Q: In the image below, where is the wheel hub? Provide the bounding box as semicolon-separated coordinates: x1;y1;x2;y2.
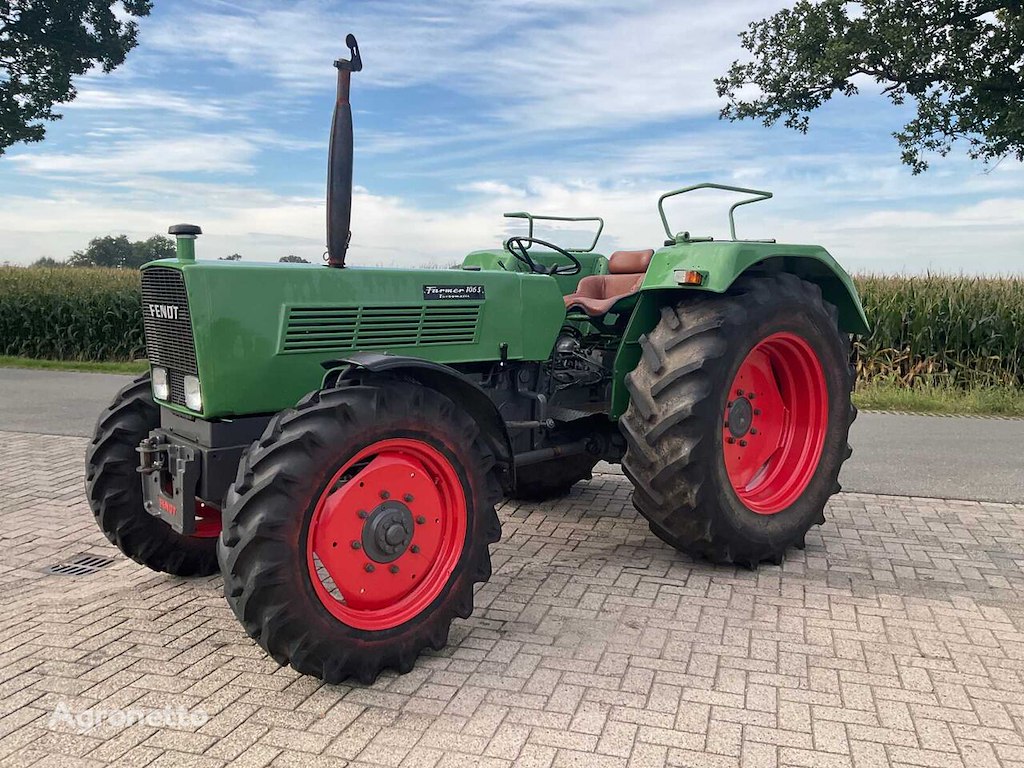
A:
726;397;754;438
361;501;414;563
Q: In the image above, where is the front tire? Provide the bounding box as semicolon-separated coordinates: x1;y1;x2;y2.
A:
619;274;855;566
219;377;502;684
85;374;219;576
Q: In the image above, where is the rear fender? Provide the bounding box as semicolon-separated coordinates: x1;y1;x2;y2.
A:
641;244;868;333
321;352;514;490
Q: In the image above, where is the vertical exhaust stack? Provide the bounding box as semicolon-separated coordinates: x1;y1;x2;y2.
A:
327;34;363;268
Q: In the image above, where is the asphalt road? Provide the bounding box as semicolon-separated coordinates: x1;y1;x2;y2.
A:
2;368;1022;503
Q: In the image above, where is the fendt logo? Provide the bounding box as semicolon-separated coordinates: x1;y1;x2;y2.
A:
148;304;180;320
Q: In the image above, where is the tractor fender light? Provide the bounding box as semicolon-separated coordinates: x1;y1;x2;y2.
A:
152;367;170;401
183;375;203;412
675;270;706;286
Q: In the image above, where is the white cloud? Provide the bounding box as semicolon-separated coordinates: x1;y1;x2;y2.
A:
66;87;233;121
3;171;1020;274
7;134;259;176
470;2;789;128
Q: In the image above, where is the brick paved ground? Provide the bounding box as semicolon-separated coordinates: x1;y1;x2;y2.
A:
2;429;1024;768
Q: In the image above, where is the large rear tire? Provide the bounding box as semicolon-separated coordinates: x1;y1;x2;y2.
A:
219;377;502;684
619;273;855;567
85;374;220;576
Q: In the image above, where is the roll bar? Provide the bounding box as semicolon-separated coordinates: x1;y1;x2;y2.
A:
657;183;773;242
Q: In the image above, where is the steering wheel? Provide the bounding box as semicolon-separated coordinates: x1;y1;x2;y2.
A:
504;237;582;276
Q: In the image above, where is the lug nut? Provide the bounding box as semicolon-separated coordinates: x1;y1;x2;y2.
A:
727;437;736;444
416;516;426;525
410;545;420;554
364;563;375;573
380;490;390;500
753;409;761;416
748;393;756;400
404;493;414;503
389;565;400;574
351;541;361;550
750;429;758;436
736;389;744;396
357;510;368;519
739;440;748;447
727;401;734;408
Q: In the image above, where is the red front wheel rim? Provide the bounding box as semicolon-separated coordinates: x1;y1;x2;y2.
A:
193;501;221;538
723;332;829;515
305;438;467;631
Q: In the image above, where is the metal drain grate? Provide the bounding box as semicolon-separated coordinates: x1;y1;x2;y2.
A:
46;554;116;576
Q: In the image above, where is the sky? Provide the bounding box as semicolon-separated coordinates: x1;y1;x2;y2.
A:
1;0;1021;273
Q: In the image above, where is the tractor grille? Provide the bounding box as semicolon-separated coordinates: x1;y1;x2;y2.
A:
141;267;197;407
282;305;481;354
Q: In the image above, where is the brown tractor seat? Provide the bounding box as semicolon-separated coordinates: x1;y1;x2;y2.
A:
564;249;654;317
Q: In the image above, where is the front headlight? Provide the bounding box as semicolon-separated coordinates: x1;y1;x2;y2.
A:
183;375;203;412
152;367;169;401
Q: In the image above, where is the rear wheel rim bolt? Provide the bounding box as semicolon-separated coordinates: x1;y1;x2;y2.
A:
410;545;420;553
364;563;375;573
416;516;426;525
389;565;399;574
380;490;390;500
404;493;414;503
357;510;368;519
351;541;361;550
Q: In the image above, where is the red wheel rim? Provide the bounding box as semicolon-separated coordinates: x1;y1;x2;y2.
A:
305;438;467;631
192;501;221;538
722;332;829;515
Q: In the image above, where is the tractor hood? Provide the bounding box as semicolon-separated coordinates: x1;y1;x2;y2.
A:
140;260;565;419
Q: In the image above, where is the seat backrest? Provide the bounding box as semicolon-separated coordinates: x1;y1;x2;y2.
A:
608;249;654;274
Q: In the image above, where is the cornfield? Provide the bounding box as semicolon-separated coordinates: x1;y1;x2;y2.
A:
1;267;1022;388
0;267;144;361
854;274;1024;388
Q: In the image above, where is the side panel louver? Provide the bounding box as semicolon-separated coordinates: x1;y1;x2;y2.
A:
282;305;481;354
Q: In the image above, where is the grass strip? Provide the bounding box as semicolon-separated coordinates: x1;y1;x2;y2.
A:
853;381;1024;417
0;356;148;375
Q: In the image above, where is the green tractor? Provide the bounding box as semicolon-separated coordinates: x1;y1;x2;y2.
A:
86;37;867;684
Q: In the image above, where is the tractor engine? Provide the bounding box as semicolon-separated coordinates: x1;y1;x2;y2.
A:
548;329;610;390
